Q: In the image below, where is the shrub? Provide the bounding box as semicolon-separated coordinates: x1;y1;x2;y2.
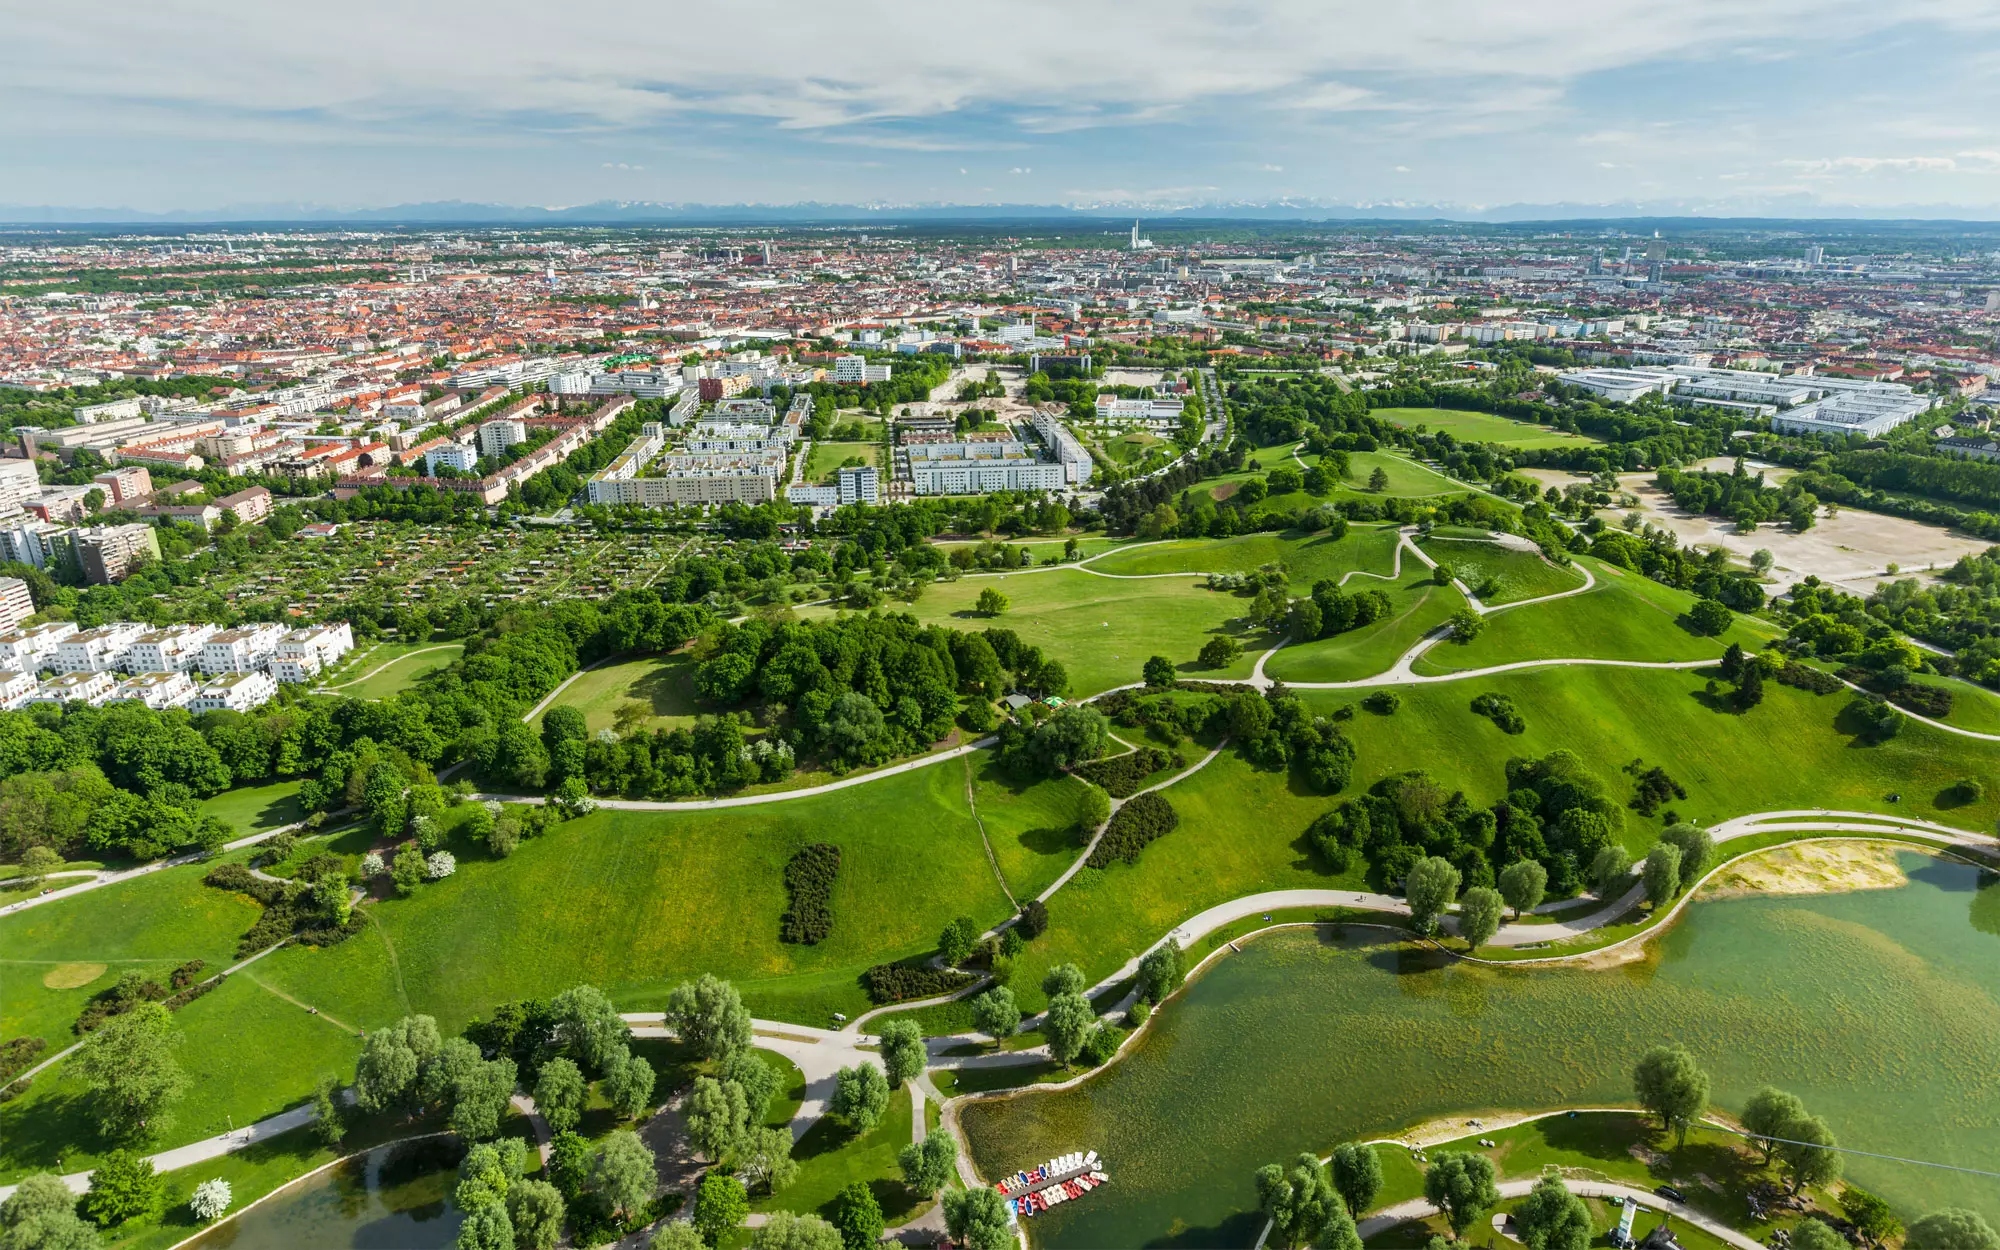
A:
359;851;387;877
189;1178;232;1221
1016;899;1049;939
779;843;841;945
1361;691;1400;715
425;851;456;880
1888;682;1953;719
1072;747;1174;797
1086;793;1180;869
862;964;975;1005
0;1037;47;1085
1198;635;1242;668
1469;693;1524;734
1776;661;1844;695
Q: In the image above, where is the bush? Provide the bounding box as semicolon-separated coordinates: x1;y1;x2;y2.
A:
1777;661;1844;695
1198;635;1242;668
1361;691;1400;715
0;1037;47;1084
1016;899;1049;939
1469;693;1525;734
1888;682;1953;719
424;851;456;879
1086;793;1180;869
862;963;976;1005
1072;747;1175;797
779;843;841;945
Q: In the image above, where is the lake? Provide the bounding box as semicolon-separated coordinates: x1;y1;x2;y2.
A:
187;1137;465;1250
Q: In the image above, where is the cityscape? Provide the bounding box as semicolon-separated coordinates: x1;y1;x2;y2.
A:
5;6;2000;1250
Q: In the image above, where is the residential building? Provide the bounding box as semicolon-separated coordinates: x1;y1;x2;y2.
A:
0;459;43;515
31;671;118;707
0;576;32;633
424;442;479;475
92;466;153;504
837;464;880;505
31;485;94;523
832;356;892;384
69;524;161;584
786;483;840;506
0;621;76;672
123;624;218;673
275;622;354;672
53;623;146;673
477;419;528;458
1937;436;2000;462
0;670;37;709
200;623;288;674
188;669;278;713
215;486;273;524
1030;409;1095;486
111;671;196;710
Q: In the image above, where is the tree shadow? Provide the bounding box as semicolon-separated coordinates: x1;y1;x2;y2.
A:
1018;826;1078;858
1142;1210;1269;1248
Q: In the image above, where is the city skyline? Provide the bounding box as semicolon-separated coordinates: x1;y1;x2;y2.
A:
11;0;2000;218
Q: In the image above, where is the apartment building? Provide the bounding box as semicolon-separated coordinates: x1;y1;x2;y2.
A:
200;623;289;674
53;623;146;674
0;576;33;633
72;524;162;584
31;671;119;707
424;441;479;475
92;465;154;504
215;486;273;524
0;520;68;570
271;623;354;682
0;670;37;710
832;356;892;384
0;459;42;515
0;621;76;672
478;418;528;458
111;671;196;710
188;670;278;713
837;465;880;505
124;623;218;673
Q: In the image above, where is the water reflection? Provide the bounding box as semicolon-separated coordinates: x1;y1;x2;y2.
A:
188;1137;465;1250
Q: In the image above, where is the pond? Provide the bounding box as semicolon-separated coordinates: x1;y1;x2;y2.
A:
187;1137;464;1250
960;852;2000;1248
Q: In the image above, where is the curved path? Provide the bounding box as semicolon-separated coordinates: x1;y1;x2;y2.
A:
318;643;463;693
1341;1176;1760;1250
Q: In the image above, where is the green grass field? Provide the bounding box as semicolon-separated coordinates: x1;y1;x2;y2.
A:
1414;561;1779;674
1415;536;1586;605
1372;406;1603;450
805;569;1267;695
529;652;701;734
750;1086;929;1227
198;779;306;837
965;755;1096;903
1263;574;1467;684
1086;527;1401;589
322;642;464;699
805;441;881;481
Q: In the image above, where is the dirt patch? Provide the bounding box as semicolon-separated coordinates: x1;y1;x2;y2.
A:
1702;841;1910;900
43;961;107;989
1211;480;1241;502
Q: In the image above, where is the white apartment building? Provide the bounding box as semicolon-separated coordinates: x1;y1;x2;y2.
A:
201;623;288;674
0;576;33;633
189;669;278;713
832;356;892;384
1030;409;1096;486
271;623;354;682
786;484;840;507
111;671;196;710
0;670;37;709
32;670;119;706
0;621;76;672
837;465;880;506
478;419;528;458
53;623;146;674
423;441;479;475
123;623;218;673
0;459;41;515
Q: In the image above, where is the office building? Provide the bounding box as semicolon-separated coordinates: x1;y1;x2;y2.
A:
832;356;892;384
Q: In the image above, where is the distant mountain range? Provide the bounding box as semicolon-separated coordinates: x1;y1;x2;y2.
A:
4;197;2000;228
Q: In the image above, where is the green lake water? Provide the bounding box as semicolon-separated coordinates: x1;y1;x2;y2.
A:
960;853;2000;1248
187;1138;464;1250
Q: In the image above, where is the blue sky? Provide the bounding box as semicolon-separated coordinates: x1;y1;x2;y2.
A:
10;0;2000;215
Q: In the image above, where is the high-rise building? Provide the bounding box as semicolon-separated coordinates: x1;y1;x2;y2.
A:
0;577;33;632
1805;245;1825;266
69;524;161;585
0;459;39;516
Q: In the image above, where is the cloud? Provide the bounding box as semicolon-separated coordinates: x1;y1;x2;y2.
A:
601;162;643;170
1008;166;1031;174
1780;154;1963;176
1260;163;1284;172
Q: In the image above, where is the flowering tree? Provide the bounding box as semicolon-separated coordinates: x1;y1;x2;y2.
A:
190;1178;232;1221
425;851;457;880
360;851;386;877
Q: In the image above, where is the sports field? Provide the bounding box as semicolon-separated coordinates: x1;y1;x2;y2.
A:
1373;406;1603;449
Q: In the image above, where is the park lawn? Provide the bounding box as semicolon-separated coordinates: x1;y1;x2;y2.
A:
1413;561;1779;675
1263;575;1467;684
198;779;306;837
248;761;1013;1037
1098;431;1169;465
1086;527;1402;589
964;754;1095;903
931;536;1126;560
0;860;262;1053
0;971;365;1181
750;1085;928;1227
1372;406;1603;450
757;1049;807;1130
805;441;881;480
325;641;465;700
1331;451;1463;499
1917;673;2000;735
529;652;700;735
808;569;1265;696
1415;536;1586;605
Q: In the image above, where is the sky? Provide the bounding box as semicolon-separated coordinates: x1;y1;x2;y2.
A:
11;0;2000;216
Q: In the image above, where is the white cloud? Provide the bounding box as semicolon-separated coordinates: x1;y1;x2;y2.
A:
1260;163;1284;172
601;162;643;170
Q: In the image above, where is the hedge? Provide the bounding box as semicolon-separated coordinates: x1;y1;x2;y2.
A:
863;963;976;1005
1073;747;1180;798
1776;661;1844;695
1087;793;1181;869
780;843;841;945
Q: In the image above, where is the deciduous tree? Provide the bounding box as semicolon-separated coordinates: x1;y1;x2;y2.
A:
1422;1152;1499;1237
1632;1045;1709;1146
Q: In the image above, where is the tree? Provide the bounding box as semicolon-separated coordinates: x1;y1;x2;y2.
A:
1657;823;1714;884
1447;608;1484;643
829;1063;889;1133
1498;859;1548;918
70;1002;186;1141
691;1174;748;1247
591;1130;657;1219
749;1211;843;1250
876;1019;926;1090
1513;1176;1591;1250
548;983;631;1075
532;1057;585;1134
1688;598;1733;636
547;1131;590;1200
665;974;753;1062
1368;466;1390;491
899;1132;958;1196
311;1074;346;1146
941;1186;1014;1250
1404;856;1461;937
1779;1114;1841;1194
456;1204;513;1250
829;1182;883;1250
1328;1142;1382;1219
723;1048;780;1125
1042;963;1086;996
354;1014;442;1114
1;1172;97;1249
392;844;426;896
187;1177;232;1223
1751;548;1775;575
1790;1220;1848;1250
1017;899;1049;939
1643;843;1682;909
1906;1209;2000;1250
1198;635;1242;668
1042;992;1096;1066
975;587;1009;617
1422;1152;1499;1237
1632;1044;1709;1146
1135;941;1185;1004
937;916;979;967
603;1050;656;1119
1842;1187;1903;1248
1740;1086;1805;1165
507;1180;566;1250
1255;1153;1352;1249
79;1150;164;1227
1143;655;1177;688
1456;886;1504;951
970;986;1020;1043
736;1126;800;1195
685;1076;750;1161
1590;845;1633;897
446;1054;518;1142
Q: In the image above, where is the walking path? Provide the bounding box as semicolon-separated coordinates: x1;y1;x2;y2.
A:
1342;1178;1761;1250
319;644;463;693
